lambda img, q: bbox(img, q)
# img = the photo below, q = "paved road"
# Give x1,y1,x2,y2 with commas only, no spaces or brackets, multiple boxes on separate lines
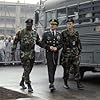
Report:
0,65,100,100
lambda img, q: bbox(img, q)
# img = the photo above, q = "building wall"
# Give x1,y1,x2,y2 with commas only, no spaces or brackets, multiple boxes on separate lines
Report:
0,1,37,36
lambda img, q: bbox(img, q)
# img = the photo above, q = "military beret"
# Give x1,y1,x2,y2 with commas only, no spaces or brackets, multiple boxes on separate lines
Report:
49,19,59,25
25,19,33,24
67,18,74,23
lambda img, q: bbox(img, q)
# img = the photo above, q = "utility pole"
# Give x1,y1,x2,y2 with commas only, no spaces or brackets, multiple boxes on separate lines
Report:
4,0,6,36
34,0,47,37
16,0,20,32
24,0,27,22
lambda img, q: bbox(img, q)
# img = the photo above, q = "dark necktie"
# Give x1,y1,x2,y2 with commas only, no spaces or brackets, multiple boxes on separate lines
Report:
52,31,54,36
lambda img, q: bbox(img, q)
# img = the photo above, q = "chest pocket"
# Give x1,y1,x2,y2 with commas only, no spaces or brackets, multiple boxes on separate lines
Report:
46,34,52,44
63,33,69,46
70,35,78,47
20,30,36,50
55,34,61,44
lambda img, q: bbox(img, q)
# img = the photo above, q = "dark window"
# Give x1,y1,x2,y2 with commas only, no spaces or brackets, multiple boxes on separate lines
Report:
57,8,66,25
79,2,92,24
93,0,100,22
57,8,66,17
67,5,78,24
46,10,56,27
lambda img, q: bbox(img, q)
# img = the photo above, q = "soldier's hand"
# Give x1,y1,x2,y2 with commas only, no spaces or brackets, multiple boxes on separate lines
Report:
53,47,57,52
50,46,54,51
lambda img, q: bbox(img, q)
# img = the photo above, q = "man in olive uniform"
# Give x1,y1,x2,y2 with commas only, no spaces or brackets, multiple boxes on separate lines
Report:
60,19,83,89
11,19,40,92
41,19,62,92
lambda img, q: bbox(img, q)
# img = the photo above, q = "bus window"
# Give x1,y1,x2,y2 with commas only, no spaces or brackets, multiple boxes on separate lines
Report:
67,5,78,24
57,8,66,25
93,0,100,22
79,2,92,24
46,10,56,27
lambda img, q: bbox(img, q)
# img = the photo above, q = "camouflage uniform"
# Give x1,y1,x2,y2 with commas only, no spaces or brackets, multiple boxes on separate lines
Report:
60,29,82,81
12,28,39,84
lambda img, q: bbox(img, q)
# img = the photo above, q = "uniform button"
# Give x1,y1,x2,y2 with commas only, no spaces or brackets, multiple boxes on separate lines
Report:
53,44,55,46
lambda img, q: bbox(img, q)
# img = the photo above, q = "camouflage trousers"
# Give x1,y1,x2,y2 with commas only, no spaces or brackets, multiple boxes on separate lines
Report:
62,56,81,81
21,58,34,84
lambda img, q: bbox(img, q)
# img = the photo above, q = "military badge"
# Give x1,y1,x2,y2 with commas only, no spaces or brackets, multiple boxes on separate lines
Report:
72,41,76,46
57,35,60,40
47,36,51,40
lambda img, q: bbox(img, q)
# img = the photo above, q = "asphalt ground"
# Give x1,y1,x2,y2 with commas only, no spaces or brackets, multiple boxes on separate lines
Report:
0,65,100,100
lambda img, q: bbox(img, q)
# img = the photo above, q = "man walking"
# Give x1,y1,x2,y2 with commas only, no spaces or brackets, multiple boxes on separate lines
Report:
60,19,84,89
40,19,62,92
11,19,40,92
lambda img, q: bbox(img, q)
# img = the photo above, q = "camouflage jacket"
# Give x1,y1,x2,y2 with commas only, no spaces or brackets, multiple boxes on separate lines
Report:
12,28,40,59
61,29,82,58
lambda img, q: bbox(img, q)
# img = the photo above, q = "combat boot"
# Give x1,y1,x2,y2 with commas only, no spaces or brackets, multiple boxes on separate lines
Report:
63,79,70,89
76,80,84,90
19,78,26,89
27,83,33,93
49,83,56,93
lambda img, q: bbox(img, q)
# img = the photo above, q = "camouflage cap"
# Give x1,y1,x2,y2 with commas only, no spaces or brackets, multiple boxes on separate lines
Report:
49,19,59,25
25,18,33,24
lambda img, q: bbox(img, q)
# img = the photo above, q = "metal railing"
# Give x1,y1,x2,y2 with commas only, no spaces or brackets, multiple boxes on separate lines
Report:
0,48,45,66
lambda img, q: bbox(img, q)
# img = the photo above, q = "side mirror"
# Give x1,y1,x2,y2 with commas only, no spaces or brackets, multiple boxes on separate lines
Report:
35,11,39,25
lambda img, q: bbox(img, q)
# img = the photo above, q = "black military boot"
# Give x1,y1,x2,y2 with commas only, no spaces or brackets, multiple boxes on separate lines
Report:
76,80,84,90
63,79,70,89
49,83,56,93
27,83,33,93
19,78,26,89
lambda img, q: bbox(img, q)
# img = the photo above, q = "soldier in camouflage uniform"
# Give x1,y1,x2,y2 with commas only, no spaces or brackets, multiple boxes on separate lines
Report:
41,19,62,92
60,19,84,89
11,19,40,92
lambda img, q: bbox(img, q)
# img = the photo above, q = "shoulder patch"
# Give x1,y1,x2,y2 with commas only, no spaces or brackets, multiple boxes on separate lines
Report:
20,29,25,34
56,31,60,34
44,31,48,33
44,31,49,34
62,29,67,33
